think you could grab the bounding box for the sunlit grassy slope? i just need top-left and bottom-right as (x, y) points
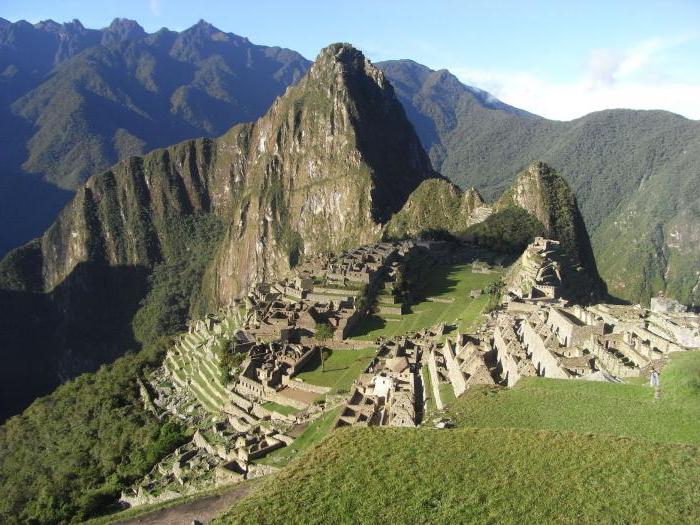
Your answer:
(216, 353), (700, 524)
(295, 348), (377, 393)
(217, 426), (699, 524)
(447, 352), (700, 446)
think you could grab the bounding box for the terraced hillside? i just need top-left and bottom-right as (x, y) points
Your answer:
(166, 330), (232, 413)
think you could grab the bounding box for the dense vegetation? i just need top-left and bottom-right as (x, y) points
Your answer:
(380, 60), (700, 306)
(383, 178), (483, 240)
(0, 342), (189, 524)
(132, 214), (226, 344)
(465, 207), (545, 254)
(0, 215), (226, 522)
(0, 18), (310, 256)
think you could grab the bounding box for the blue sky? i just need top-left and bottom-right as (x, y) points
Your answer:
(3, 0), (700, 119)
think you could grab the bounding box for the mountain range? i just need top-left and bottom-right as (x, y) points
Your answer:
(0, 43), (607, 522)
(2, 18), (698, 308)
(0, 17), (310, 254)
(381, 60), (700, 306)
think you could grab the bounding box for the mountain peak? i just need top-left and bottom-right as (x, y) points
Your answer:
(105, 18), (145, 38)
(34, 19), (61, 32)
(497, 161), (605, 298)
(311, 43), (387, 89)
(188, 19), (221, 35)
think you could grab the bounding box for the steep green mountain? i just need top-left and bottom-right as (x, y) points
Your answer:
(379, 60), (700, 306)
(0, 18), (311, 256)
(0, 343), (188, 525)
(384, 178), (490, 239)
(385, 161), (605, 300)
(0, 43), (435, 422)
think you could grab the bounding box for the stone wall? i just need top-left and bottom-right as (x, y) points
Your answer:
(493, 326), (521, 387)
(519, 321), (569, 379)
(442, 341), (467, 397)
(426, 350), (444, 410)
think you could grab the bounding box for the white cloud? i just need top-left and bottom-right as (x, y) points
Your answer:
(149, 0), (162, 16)
(449, 36), (700, 121)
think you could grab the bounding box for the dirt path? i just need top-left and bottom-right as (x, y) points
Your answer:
(113, 483), (254, 525)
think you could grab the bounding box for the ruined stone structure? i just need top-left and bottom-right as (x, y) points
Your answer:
(494, 298), (699, 386)
(337, 336), (421, 428)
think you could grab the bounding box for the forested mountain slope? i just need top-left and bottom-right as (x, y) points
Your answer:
(379, 60), (700, 305)
(0, 43), (435, 421)
(0, 18), (311, 255)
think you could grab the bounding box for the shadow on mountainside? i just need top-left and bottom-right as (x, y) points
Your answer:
(0, 263), (149, 422)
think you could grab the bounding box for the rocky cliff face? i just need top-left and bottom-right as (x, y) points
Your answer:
(37, 43), (435, 300)
(210, 43), (436, 302)
(0, 43), (436, 419)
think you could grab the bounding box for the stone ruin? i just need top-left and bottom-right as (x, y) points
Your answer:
(239, 241), (417, 344)
(336, 321), (499, 428)
(336, 337), (420, 428)
(492, 266), (699, 386)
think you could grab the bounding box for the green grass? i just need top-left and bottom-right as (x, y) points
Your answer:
(438, 382), (456, 406)
(446, 351), (700, 446)
(215, 351), (700, 524)
(215, 427), (700, 525)
(351, 264), (501, 340)
(261, 402), (300, 416)
(256, 407), (342, 467)
(295, 348), (376, 393)
(421, 367), (436, 414)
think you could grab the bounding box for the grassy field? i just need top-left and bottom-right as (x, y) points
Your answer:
(256, 407), (341, 468)
(351, 263), (501, 340)
(261, 401), (300, 416)
(215, 427), (699, 524)
(215, 352), (700, 524)
(446, 351), (700, 445)
(295, 348), (376, 393)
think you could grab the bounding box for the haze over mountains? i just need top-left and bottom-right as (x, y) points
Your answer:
(1, 17), (699, 305)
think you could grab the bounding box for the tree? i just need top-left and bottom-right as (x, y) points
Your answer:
(314, 323), (334, 371)
(315, 322), (334, 342)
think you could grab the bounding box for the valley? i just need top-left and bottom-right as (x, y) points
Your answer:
(0, 17), (698, 525)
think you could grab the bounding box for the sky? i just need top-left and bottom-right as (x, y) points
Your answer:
(3, 0), (700, 120)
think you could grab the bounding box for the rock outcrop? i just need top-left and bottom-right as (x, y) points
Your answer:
(494, 161), (604, 292)
(27, 43), (436, 299)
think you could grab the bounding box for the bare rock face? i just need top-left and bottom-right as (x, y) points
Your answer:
(210, 43), (436, 302)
